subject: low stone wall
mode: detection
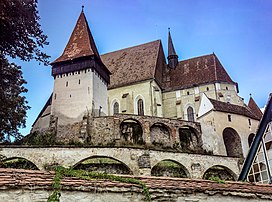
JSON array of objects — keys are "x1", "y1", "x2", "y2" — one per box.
[
  {"x1": 0, "y1": 168, "x2": 272, "y2": 202},
  {"x1": 0, "y1": 147, "x2": 240, "y2": 179}
]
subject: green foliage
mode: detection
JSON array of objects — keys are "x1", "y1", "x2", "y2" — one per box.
[
  {"x1": 0, "y1": 158, "x2": 38, "y2": 170},
  {"x1": 155, "y1": 160, "x2": 180, "y2": 168},
  {"x1": 0, "y1": 0, "x2": 49, "y2": 142},
  {"x1": 48, "y1": 166, "x2": 151, "y2": 202},
  {"x1": 22, "y1": 131, "x2": 57, "y2": 146},
  {"x1": 0, "y1": 56, "x2": 30, "y2": 142},
  {"x1": 0, "y1": 0, "x2": 50, "y2": 64},
  {"x1": 208, "y1": 176, "x2": 225, "y2": 184}
]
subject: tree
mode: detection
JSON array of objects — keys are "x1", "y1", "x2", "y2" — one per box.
[
  {"x1": 0, "y1": 0, "x2": 50, "y2": 64},
  {"x1": 0, "y1": 56, "x2": 30, "y2": 141},
  {"x1": 0, "y1": 0, "x2": 49, "y2": 142}
]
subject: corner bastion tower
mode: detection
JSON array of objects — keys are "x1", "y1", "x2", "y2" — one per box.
[{"x1": 50, "y1": 11, "x2": 110, "y2": 125}]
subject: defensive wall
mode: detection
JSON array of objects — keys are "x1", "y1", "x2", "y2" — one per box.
[{"x1": 0, "y1": 146, "x2": 240, "y2": 179}]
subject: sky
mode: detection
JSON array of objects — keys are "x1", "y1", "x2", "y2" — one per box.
[{"x1": 17, "y1": 0, "x2": 272, "y2": 135}]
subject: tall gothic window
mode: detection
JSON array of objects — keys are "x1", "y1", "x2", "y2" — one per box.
[
  {"x1": 113, "y1": 102, "x2": 119, "y2": 114},
  {"x1": 137, "y1": 99, "x2": 144, "y2": 115},
  {"x1": 187, "y1": 106, "x2": 194, "y2": 122}
]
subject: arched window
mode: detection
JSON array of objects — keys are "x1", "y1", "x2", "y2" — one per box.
[
  {"x1": 113, "y1": 102, "x2": 119, "y2": 114},
  {"x1": 187, "y1": 106, "x2": 194, "y2": 122},
  {"x1": 137, "y1": 99, "x2": 144, "y2": 115}
]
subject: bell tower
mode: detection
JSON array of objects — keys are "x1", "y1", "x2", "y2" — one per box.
[{"x1": 50, "y1": 10, "x2": 110, "y2": 125}]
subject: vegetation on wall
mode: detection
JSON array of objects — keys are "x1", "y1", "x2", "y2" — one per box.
[
  {"x1": 47, "y1": 166, "x2": 151, "y2": 202},
  {"x1": 151, "y1": 160, "x2": 188, "y2": 178},
  {"x1": 0, "y1": 157, "x2": 38, "y2": 170},
  {"x1": 73, "y1": 157, "x2": 132, "y2": 175},
  {"x1": 21, "y1": 131, "x2": 57, "y2": 146}
]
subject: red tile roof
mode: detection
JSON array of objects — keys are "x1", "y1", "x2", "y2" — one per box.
[
  {"x1": 1, "y1": 168, "x2": 272, "y2": 198},
  {"x1": 248, "y1": 97, "x2": 263, "y2": 120},
  {"x1": 164, "y1": 54, "x2": 236, "y2": 91},
  {"x1": 101, "y1": 40, "x2": 161, "y2": 89},
  {"x1": 209, "y1": 98, "x2": 260, "y2": 120},
  {"x1": 52, "y1": 12, "x2": 100, "y2": 64}
]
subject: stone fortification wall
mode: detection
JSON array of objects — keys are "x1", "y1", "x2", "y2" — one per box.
[
  {"x1": 0, "y1": 147, "x2": 240, "y2": 178},
  {"x1": 31, "y1": 114, "x2": 203, "y2": 153},
  {"x1": 89, "y1": 114, "x2": 203, "y2": 151},
  {"x1": 0, "y1": 168, "x2": 272, "y2": 202}
]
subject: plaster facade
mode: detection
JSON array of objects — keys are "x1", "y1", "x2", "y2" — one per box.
[
  {"x1": 51, "y1": 68, "x2": 108, "y2": 125},
  {"x1": 108, "y1": 80, "x2": 163, "y2": 117},
  {"x1": 198, "y1": 110, "x2": 259, "y2": 156}
]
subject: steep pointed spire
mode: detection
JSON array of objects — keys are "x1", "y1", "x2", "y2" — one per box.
[
  {"x1": 52, "y1": 10, "x2": 100, "y2": 64},
  {"x1": 248, "y1": 95, "x2": 263, "y2": 120},
  {"x1": 167, "y1": 28, "x2": 178, "y2": 69}
]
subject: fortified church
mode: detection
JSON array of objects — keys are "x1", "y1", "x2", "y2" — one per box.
[{"x1": 30, "y1": 10, "x2": 263, "y2": 179}]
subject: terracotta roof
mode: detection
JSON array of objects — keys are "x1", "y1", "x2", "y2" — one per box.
[
  {"x1": 248, "y1": 97, "x2": 263, "y2": 120},
  {"x1": 164, "y1": 54, "x2": 236, "y2": 91},
  {"x1": 52, "y1": 11, "x2": 100, "y2": 64},
  {"x1": 101, "y1": 40, "x2": 161, "y2": 89},
  {"x1": 1, "y1": 168, "x2": 272, "y2": 198},
  {"x1": 209, "y1": 98, "x2": 260, "y2": 120}
]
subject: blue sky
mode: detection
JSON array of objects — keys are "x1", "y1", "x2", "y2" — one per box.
[{"x1": 18, "y1": 0, "x2": 272, "y2": 135}]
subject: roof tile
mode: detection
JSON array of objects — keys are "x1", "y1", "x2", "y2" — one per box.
[
  {"x1": 101, "y1": 40, "x2": 161, "y2": 89},
  {"x1": 209, "y1": 98, "x2": 260, "y2": 120},
  {"x1": 52, "y1": 12, "x2": 100, "y2": 64}
]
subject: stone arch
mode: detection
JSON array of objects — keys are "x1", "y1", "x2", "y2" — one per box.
[
  {"x1": 223, "y1": 127, "x2": 243, "y2": 158},
  {"x1": 120, "y1": 119, "x2": 143, "y2": 144},
  {"x1": 203, "y1": 165, "x2": 236, "y2": 181},
  {"x1": 179, "y1": 126, "x2": 200, "y2": 152},
  {"x1": 248, "y1": 133, "x2": 255, "y2": 147},
  {"x1": 151, "y1": 159, "x2": 190, "y2": 178},
  {"x1": 72, "y1": 156, "x2": 133, "y2": 175},
  {"x1": 0, "y1": 157, "x2": 39, "y2": 170},
  {"x1": 150, "y1": 123, "x2": 171, "y2": 147},
  {"x1": 134, "y1": 95, "x2": 145, "y2": 115}
]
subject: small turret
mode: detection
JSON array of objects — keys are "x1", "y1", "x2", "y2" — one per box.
[{"x1": 167, "y1": 28, "x2": 178, "y2": 69}]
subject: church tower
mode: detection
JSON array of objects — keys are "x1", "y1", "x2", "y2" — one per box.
[
  {"x1": 167, "y1": 29, "x2": 178, "y2": 69},
  {"x1": 50, "y1": 10, "x2": 110, "y2": 125}
]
